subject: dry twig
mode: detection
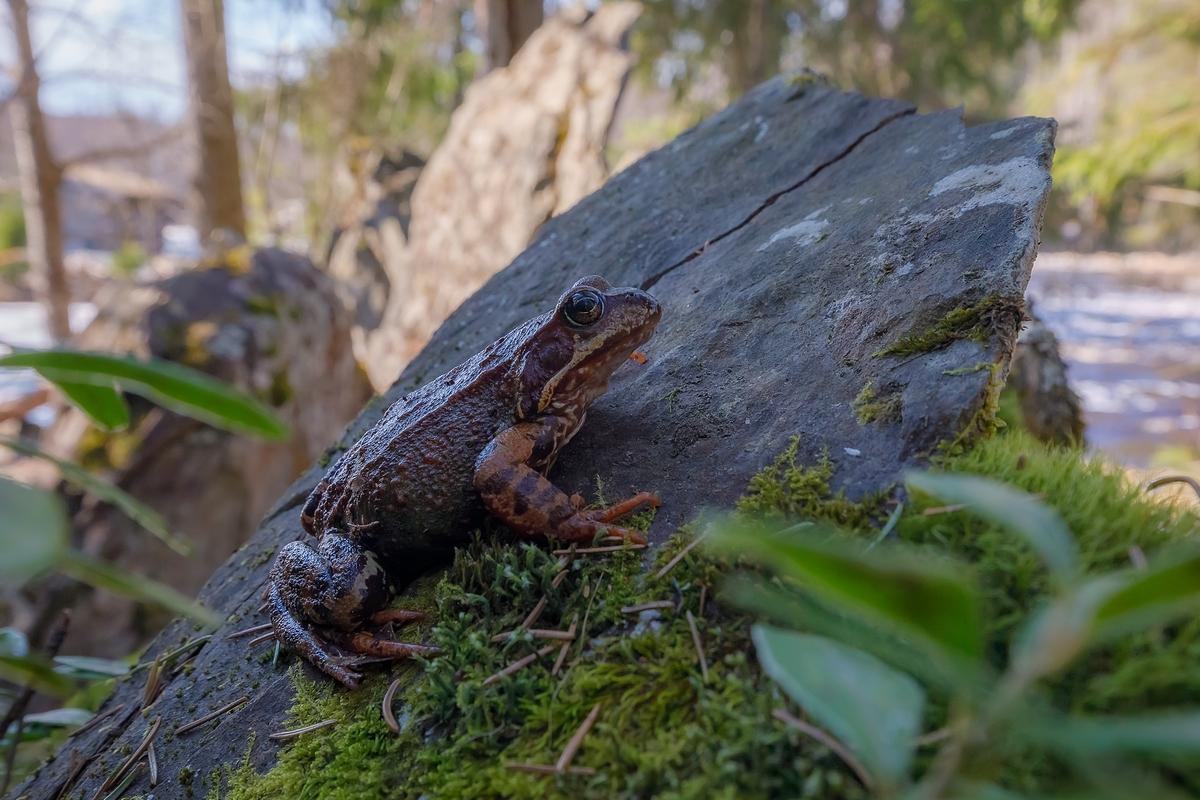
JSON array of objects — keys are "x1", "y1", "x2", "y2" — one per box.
[
  {"x1": 620, "y1": 600, "x2": 675, "y2": 614},
  {"x1": 175, "y1": 696, "x2": 249, "y2": 736},
  {"x1": 556, "y1": 703, "x2": 602, "y2": 772},
  {"x1": 269, "y1": 719, "x2": 338, "y2": 741},
  {"x1": 553, "y1": 543, "x2": 646, "y2": 555},
  {"x1": 654, "y1": 533, "x2": 706, "y2": 579},
  {"x1": 482, "y1": 645, "x2": 557, "y2": 687},
  {"x1": 773, "y1": 708, "x2": 875, "y2": 790},
  {"x1": 92, "y1": 717, "x2": 160, "y2": 799},
  {"x1": 382, "y1": 678, "x2": 403, "y2": 734},
  {"x1": 685, "y1": 610, "x2": 709, "y2": 682},
  {"x1": 227, "y1": 623, "x2": 273, "y2": 640}
]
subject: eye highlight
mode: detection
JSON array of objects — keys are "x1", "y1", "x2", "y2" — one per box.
[{"x1": 562, "y1": 289, "x2": 604, "y2": 327}]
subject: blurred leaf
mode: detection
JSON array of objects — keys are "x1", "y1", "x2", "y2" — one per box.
[
  {"x1": 1092, "y1": 548, "x2": 1200, "y2": 641},
  {"x1": 53, "y1": 656, "x2": 129, "y2": 680},
  {"x1": 723, "y1": 576, "x2": 987, "y2": 695},
  {"x1": 0, "y1": 477, "x2": 68, "y2": 587},
  {"x1": 0, "y1": 627, "x2": 29, "y2": 658},
  {"x1": 57, "y1": 551, "x2": 220, "y2": 628},
  {"x1": 1023, "y1": 710, "x2": 1200, "y2": 757},
  {"x1": 42, "y1": 375, "x2": 129, "y2": 431},
  {"x1": 22, "y1": 708, "x2": 94, "y2": 727},
  {"x1": 711, "y1": 516, "x2": 984, "y2": 661},
  {"x1": 1008, "y1": 578, "x2": 1118, "y2": 682},
  {"x1": 906, "y1": 471, "x2": 1079, "y2": 583},
  {"x1": 0, "y1": 436, "x2": 191, "y2": 556},
  {"x1": 753, "y1": 625, "x2": 923, "y2": 789},
  {"x1": 0, "y1": 653, "x2": 74, "y2": 696},
  {"x1": 0, "y1": 350, "x2": 288, "y2": 439}
]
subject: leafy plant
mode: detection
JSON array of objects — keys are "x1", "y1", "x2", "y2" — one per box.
[
  {"x1": 713, "y1": 471, "x2": 1200, "y2": 798},
  {"x1": 0, "y1": 346, "x2": 287, "y2": 774}
]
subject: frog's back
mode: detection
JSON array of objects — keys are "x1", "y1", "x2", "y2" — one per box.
[{"x1": 305, "y1": 320, "x2": 536, "y2": 560}]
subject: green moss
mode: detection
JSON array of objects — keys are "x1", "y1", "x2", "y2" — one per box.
[
  {"x1": 874, "y1": 294, "x2": 1022, "y2": 358},
  {"x1": 851, "y1": 381, "x2": 902, "y2": 425},
  {"x1": 737, "y1": 437, "x2": 884, "y2": 531},
  {"x1": 244, "y1": 294, "x2": 283, "y2": 317},
  {"x1": 265, "y1": 370, "x2": 293, "y2": 408},
  {"x1": 937, "y1": 362, "x2": 1005, "y2": 458},
  {"x1": 216, "y1": 426, "x2": 1200, "y2": 799}
]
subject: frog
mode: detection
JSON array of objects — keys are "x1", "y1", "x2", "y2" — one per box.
[{"x1": 267, "y1": 275, "x2": 662, "y2": 687}]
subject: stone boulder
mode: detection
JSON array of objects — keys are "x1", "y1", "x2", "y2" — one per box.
[{"x1": 13, "y1": 78, "x2": 1054, "y2": 799}]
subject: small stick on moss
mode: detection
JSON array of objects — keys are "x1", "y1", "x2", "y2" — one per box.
[
  {"x1": 698, "y1": 584, "x2": 708, "y2": 616},
  {"x1": 382, "y1": 678, "x2": 403, "y2": 734},
  {"x1": 175, "y1": 696, "x2": 249, "y2": 736},
  {"x1": 654, "y1": 533, "x2": 706, "y2": 579},
  {"x1": 269, "y1": 718, "x2": 338, "y2": 741},
  {"x1": 1146, "y1": 475, "x2": 1200, "y2": 500},
  {"x1": 257, "y1": 601, "x2": 270, "y2": 614},
  {"x1": 147, "y1": 741, "x2": 158, "y2": 787},
  {"x1": 227, "y1": 622, "x2": 273, "y2": 640},
  {"x1": 482, "y1": 644, "x2": 557, "y2": 687},
  {"x1": 620, "y1": 600, "x2": 675, "y2": 614},
  {"x1": 551, "y1": 570, "x2": 568, "y2": 589},
  {"x1": 491, "y1": 627, "x2": 576, "y2": 643},
  {"x1": 552, "y1": 543, "x2": 646, "y2": 555},
  {"x1": 913, "y1": 725, "x2": 955, "y2": 747},
  {"x1": 556, "y1": 702, "x2": 602, "y2": 772},
  {"x1": 504, "y1": 762, "x2": 596, "y2": 776},
  {"x1": 93, "y1": 716, "x2": 160, "y2": 799},
  {"x1": 54, "y1": 751, "x2": 93, "y2": 800},
  {"x1": 519, "y1": 596, "x2": 548, "y2": 630},
  {"x1": 686, "y1": 610, "x2": 709, "y2": 683},
  {"x1": 772, "y1": 708, "x2": 875, "y2": 791},
  {"x1": 922, "y1": 504, "x2": 965, "y2": 516},
  {"x1": 552, "y1": 616, "x2": 577, "y2": 676},
  {"x1": 247, "y1": 631, "x2": 276, "y2": 647}
]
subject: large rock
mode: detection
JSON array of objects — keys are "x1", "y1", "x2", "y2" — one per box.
[
  {"x1": 11, "y1": 248, "x2": 372, "y2": 658},
  {"x1": 360, "y1": 3, "x2": 642, "y2": 388},
  {"x1": 13, "y1": 79, "x2": 1054, "y2": 799}
]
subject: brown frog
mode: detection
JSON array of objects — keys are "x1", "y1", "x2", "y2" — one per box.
[{"x1": 268, "y1": 275, "x2": 662, "y2": 686}]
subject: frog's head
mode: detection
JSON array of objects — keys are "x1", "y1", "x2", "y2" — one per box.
[{"x1": 516, "y1": 275, "x2": 661, "y2": 419}]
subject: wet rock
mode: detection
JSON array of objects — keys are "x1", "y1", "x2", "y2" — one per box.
[
  {"x1": 15, "y1": 79, "x2": 1054, "y2": 799},
  {"x1": 1008, "y1": 308, "x2": 1085, "y2": 447}
]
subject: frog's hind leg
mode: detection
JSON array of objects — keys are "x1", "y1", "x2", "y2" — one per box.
[{"x1": 268, "y1": 530, "x2": 393, "y2": 688}]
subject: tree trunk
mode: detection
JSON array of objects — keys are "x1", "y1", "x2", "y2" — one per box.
[
  {"x1": 180, "y1": 0, "x2": 246, "y2": 242},
  {"x1": 474, "y1": 0, "x2": 543, "y2": 72},
  {"x1": 7, "y1": 0, "x2": 70, "y2": 340}
]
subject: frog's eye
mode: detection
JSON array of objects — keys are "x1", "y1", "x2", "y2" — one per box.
[{"x1": 562, "y1": 289, "x2": 604, "y2": 327}]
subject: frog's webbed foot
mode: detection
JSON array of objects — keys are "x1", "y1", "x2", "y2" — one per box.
[{"x1": 268, "y1": 531, "x2": 429, "y2": 689}]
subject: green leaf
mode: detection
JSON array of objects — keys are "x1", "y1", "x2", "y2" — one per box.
[
  {"x1": 723, "y1": 576, "x2": 987, "y2": 695},
  {"x1": 0, "y1": 653, "x2": 74, "y2": 696},
  {"x1": 1092, "y1": 548, "x2": 1200, "y2": 641},
  {"x1": 711, "y1": 516, "x2": 984, "y2": 661},
  {"x1": 905, "y1": 471, "x2": 1079, "y2": 583},
  {"x1": 0, "y1": 627, "x2": 29, "y2": 658},
  {"x1": 1, "y1": 436, "x2": 191, "y2": 556},
  {"x1": 22, "y1": 708, "x2": 95, "y2": 727},
  {"x1": 54, "y1": 655, "x2": 129, "y2": 679},
  {"x1": 43, "y1": 375, "x2": 130, "y2": 431},
  {"x1": 0, "y1": 477, "x2": 69, "y2": 586},
  {"x1": 1023, "y1": 710, "x2": 1200, "y2": 757},
  {"x1": 753, "y1": 625, "x2": 923, "y2": 789},
  {"x1": 0, "y1": 349, "x2": 288, "y2": 439},
  {"x1": 57, "y1": 550, "x2": 220, "y2": 628}
]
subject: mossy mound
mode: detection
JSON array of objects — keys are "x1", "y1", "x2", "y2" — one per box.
[{"x1": 217, "y1": 430, "x2": 1199, "y2": 799}]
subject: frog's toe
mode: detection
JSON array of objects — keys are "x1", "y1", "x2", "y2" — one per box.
[
  {"x1": 369, "y1": 608, "x2": 427, "y2": 627},
  {"x1": 588, "y1": 491, "x2": 660, "y2": 524},
  {"x1": 335, "y1": 630, "x2": 441, "y2": 660}
]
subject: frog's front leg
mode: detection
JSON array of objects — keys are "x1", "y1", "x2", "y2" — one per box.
[
  {"x1": 473, "y1": 422, "x2": 655, "y2": 544},
  {"x1": 268, "y1": 531, "x2": 434, "y2": 688}
]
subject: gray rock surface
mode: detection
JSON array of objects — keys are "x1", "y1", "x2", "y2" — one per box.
[{"x1": 12, "y1": 78, "x2": 1054, "y2": 800}]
